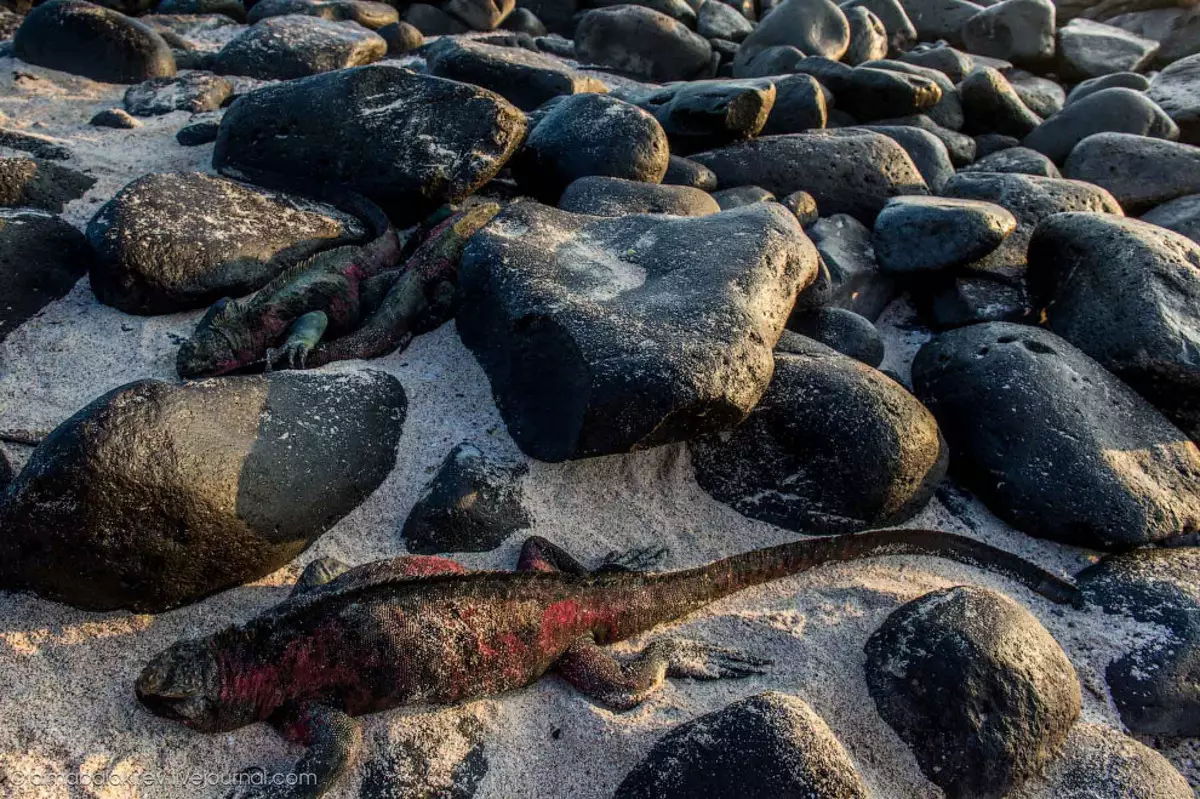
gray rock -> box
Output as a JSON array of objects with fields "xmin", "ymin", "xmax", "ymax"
[
  {"xmin": 591, "ymin": 0, "xmax": 696, "ymax": 26},
  {"xmin": 913, "ymin": 322, "xmax": 1200, "ymax": 548},
  {"xmin": 86, "ymin": 171, "xmax": 369, "ymax": 314},
  {"xmin": 516, "ymin": 94, "xmax": 669, "ymax": 200},
  {"xmin": 0, "ymin": 371, "xmax": 406, "ymax": 612},
  {"xmin": 402, "ymin": 2, "xmax": 467, "ymax": 34},
  {"xmin": 1077, "ymin": 548, "xmax": 1200, "ymax": 737},
  {"xmin": 897, "ymin": 42, "xmax": 975, "ymax": 80},
  {"xmin": 960, "ymin": 66, "xmax": 1042, "ymax": 138},
  {"xmin": 1057, "ymin": 19, "xmax": 1159, "ymax": 81},
  {"xmin": 974, "ymin": 132, "xmax": 1020, "ymax": 156},
  {"xmin": 693, "ymin": 334, "xmax": 944, "ymax": 532},
  {"xmin": 1025, "ymin": 88, "xmax": 1178, "ymax": 165},
  {"xmin": 737, "ymin": 0, "xmax": 850, "ymax": 63},
  {"xmin": 692, "ymin": 130, "xmax": 929, "ymax": 223},
  {"xmin": 89, "ymin": 108, "xmax": 142, "ymax": 128},
  {"xmin": 247, "ymin": 0, "xmax": 398, "ymax": 28},
  {"xmin": 864, "ymin": 585, "xmax": 1081, "ymax": 799},
  {"xmin": 785, "ymin": 306, "xmax": 884, "ymax": 365},
  {"xmin": 1008, "ymin": 70, "xmax": 1065, "ymax": 117},
  {"xmin": 961, "ymin": 0, "xmax": 1055, "ymax": 67},
  {"xmin": 960, "ymin": 145, "xmax": 1060, "ymax": 177},
  {"xmin": 663, "ymin": 154, "xmax": 718, "ymax": 189},
  {"xmin": 918, "ymin": 273, "xmax": 1029, "ymax": 328},
  {"xmin": 841, "ymin": 0, "xmax": 916, "ymax": 52},
  {"xmin": 698, "ymin": 0, "xmax": 752, "ymax": 41},
  {"xmin": 804, "ymin": 213, "xmax": 898, "ymax": 319},
  {"xmin": 730, "ymin": 44, "xmax": 805, "ymax": 77},
  {"xmin": 1066, "ymin": 71, "xmax": 1150, "ymax": 105},
  {"xmin": 212, "ymin": 15, "xmax": 386, "ymax": 79},
  {"xmin": 14, "ymin": 0, "xmax": 176, "ymax": 83},
  {"xmin": 863, "ymin": 59, "xmax": 964, "ymax": 131},
  {"xmin": 176, "ymin": 119, "xmax": 219, "ymax": 145},
  {"xmin": 844, "ymin": 6, "xmax": 888, "ymax": 65},
  {"xmin": 401, "ymin": 443, "xmax": 531, "ymax": 554},
  {"xmin": 443, "ymin": 0, "xmax": 514, "ymax": 30},
  {"xmin": 637, "ymin": 78, "xmax": 775, "ymax": 154},
  {"xmin": 575, "ymin": 6, "xmax": 712, "ymax": 83},
  {"xmin": 760, "ymin": 73, "xmax": 828, "ymax": 135},
  {"xmin": 213, "ymin": 65, "xmax": 526, "ymax": 221},
  {"xmin": 1142, "ymin": 192, "xmax": 1200, "ymax": 244},
  {"xmin": 558, "ymin": 175, "xmax": 720, "ymax": 216},
  {"xmin": 424, "ymin": 37, "xmax": 607, "ymax": 112},
  {"xmin": 896, "ymin": 0, "xmax": 983, "ymax": 45},
  {"xmin": 0, "ymin": 157, "xmax": 95, "ymax": 212},
  {"xmin": 1148, "ymin": 52, "xmax": 1200, "ymax": 145},
  {"xmin": 377, "ymin": 19, "xmax": 424, "ymax": 53},
  {"xmin": 615, "ymin": 692, "xmax": 870, "ymax": 799},
  {"xmin": 874, "ymin": 113, "xmax": 976, "ymax": 163},
  {"xmin": 1011, "ymin": 723, "xmax": 1193, "ymax": 799},
  {"xmin": 837, "ymin": 66, "xmax": 943, "ymax": 121},
  {"xmin": 0, "ymin": 209, "xmax": 95, "ymax": 342},
  {"xmin": 859, "ymin": 124, "xmax": 954, "ymax": 190},
  {"xmin": 873, "ymin": 195, "xmax": 1016, "ymax": 273},
  {"xmin": 123, "ymin": 71, "xmax": 233, "ymax": 116},
  {"xmin": 457, "ymin": 201, "xmax": 818, "ymax": 461},
  {"xmin": 500, "ymin": 5, "xmax": 546, "ymax": 34},
  {"xmin": 1028, "ymin": 212, "xmax": 1200, "ymax": 442},
  {"xmin": 712, "ymin": 185, "xmax": 776, "ymax": 208},
  {"xmin": 1064, "ymin": 132, "xmax": 1200, "ymax": 213},
  {"xmin": 782, "ymin": 189, "xmax": 819, "ymax": 224}
]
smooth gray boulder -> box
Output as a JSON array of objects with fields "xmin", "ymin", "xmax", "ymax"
[
  {"xmin": 575, "ymin": 5, "xmax": 712, "ymax": 82},
  {"xmin": 1065, "ymin": 131, "xmax": 1200, "ymax": 213},
  {"xmin": 1057, "ymin": 19, "xmax": 1159, "ymax": 80},
  {"xmin": 212, "ymin": 15, "xmax": 386, "ymax": 79},
  {"xmin": 1149, "ymin": 52, "xmax": 1200, "ymax": 144},
  {"xmin": 961, "ymin": 0, "xmax": 1055, "ymax": 67},
  {"xmin": 1024, "ymin": 87, "xmax": 1178, "ymax": 165}
]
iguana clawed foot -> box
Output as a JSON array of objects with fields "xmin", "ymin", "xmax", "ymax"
[
  {"xmin": 598, "ymin": 545, "xmax": 669, "ymax": 573},
  {"xmin": 655, "ymin": 639, "xmax": 772, "ymax": 680}
]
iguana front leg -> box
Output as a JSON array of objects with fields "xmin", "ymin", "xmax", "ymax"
[
  {"xmin": 515, "ymin": 536, "xmax": 667, "ymax": 575},
  {"xmin": 266, "ymin": 311, "xmax": 328, "ymax": 372},
  {"xmin": 229, "ymin": 703, "xmax": 362, "ymax": 799}
]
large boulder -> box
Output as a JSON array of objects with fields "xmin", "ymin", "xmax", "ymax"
[
  {"xmin": 86, "ymin": 172, "xmax": 369, "ymax": 315},
  {"xmin": 691, "ymin": 130, "xmax": 928, "ymax": 223},
  {"xmin": 872, "ymin": 195, "xmax": 1016, "ymax": 274},
  {"xmin": 1028, "ymin": 212, "xmax": 1200, "ymax": 444},
  {"xmin": 1023, "ymin": 88, "xmax": 1178, "ymax": 164},
  {"xmin": 1056, "ymin": 18, "xmax": 1158, "ymax": 81},
  {"xmin": 212, "ymin": 65, "xmax": 526, "ymax": 221},
  {"xmin": 0, "ymin": 371, "xmax": 406, "ymax": 612},
  {"xmin": 691, "ymin": 334, "xmax": 946, "ymax": 533},
  {"xmin": 574, "ymin": 5, "xmax": 712, "ymax": 83},
  {"xmin": 211, "ymin": 15, "xmax": 386, "ymax": 79},
  {"xmin": 13, "ymin": 0, "xmax": 176, "ymax": 84},
  {"xmin": 912, "ymin": 322, "xmax": 1200, "ymax": 549},
  {"xmin": 0, "ymin": 209, "xmax": 95, "ymax": 343},
  {"xmin": 737, "ymin": 0, "xmax": 850, "ymax": 63},
  {"xmin": 865, "ymin": 585, "xmax": 1081, "ymax": 799},
  {"xmin": 1064, "ymin": 132, "xmax": 1200, "ymax": 213},
  {"xmin": 1148, "ymin": 52, "xmax": 1200, "ymax": 145},
  {"xmin": 0, "ymin": 157, "xmax": 95, "ymax": 212},
  {"xmin": 614, "ymin": 692, "xmax": 870, "ymax": 799},
  {"xmin": 457, "ymin": 201, "xmax": 818, "ymax": 461},
  {"xmin": 960, "ymin": 0, "xmax": 1055, "ymax": 67},
  {"xmin": 123, "ymin": 72, "xmax": 234, "ymax": 116}
]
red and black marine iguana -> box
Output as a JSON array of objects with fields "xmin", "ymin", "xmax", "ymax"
[
  {"xmin": 136, "ymin": 529, "xmax": 1083, "ymax": 799},
  {"xmin": 176, "ymin": 171, "xmax": 500, "ymax": 379}
]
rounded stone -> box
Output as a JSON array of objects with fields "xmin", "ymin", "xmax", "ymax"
[
  {"xmin": 785, "ymin": 306, "xmax": 884, "ymax": 366},
  {"xmin": 558, "ymin": 175, "xmax": 720, "ymax": 217},
  {"xmin": 212, "ymin": 15, "xmax": 387, "ymax": 80},
  {"xmin": 575, "ymin": 5, "xmax": 712, "ymax": 83},
  {"xmin": 1024, "ymin": 87, "xmax": 1178, "ymax": 165},
  {"xmin": 873, "ymin": 195, "xmax": 1016, "ymax": 273}
]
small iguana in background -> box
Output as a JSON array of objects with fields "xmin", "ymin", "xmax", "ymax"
[
  {"xmin": 136, "ymin": 529, "xmax": 1083, "ymax": 799},
  {"xmin": 176, "ymin": 170, "xmax": 500, "ymax": 379}
]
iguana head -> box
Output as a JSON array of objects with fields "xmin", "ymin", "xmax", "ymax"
[
  {"xmin": 177, "ymin": 297, "xmax": 244, "ymax": 379},
  {"xmin": 136, "ymin": 637, "xmax": 252, "ymax": 732}
]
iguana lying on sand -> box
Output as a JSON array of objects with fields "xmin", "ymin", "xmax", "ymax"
[
  {"xmin": 136, "ymin": 529, "xmax": 1082, "ymax": 799},
  {"xmin": 176, "ymin": 183, "xmax": 500, "ymax": 379}
]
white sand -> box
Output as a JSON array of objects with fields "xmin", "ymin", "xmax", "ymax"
[{"xmin": 0, "ymin": 56, "xmax": 1196, "ymax": 798}]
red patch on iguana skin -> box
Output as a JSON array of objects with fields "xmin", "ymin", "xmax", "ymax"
[{"xmin": 390, "ymin": 556, "xmax": 468, "ymax": 578}]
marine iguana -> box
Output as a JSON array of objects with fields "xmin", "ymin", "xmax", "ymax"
[
  {"xmin": 176, "ymin": 175, "xmax": 500, "ymax": 379},
  {"xmin": 136, "ymin": 529, "xmax": 1083, "ymax": 799}
]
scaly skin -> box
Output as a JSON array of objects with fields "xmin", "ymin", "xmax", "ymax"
[{"xmin": 136, "ymin": 529, "xmax": 1082, "ymax": 799}]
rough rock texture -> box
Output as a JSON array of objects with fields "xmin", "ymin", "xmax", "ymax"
[
  {"xmin": 913, "ymin": 322, "xmax": 1200, "ymax": 549},
  {"xmin": 212, "ymin": 64, "xmax": 526, "ymax": 220},
  {"xmin": 959, "ymin": 146, "xmax": 1059, "ymax": 177},
  {"xmin": 401, "ymin": 443, "xmax": 531, "ymax": 554},
  {"xmin": 0, "ymin": 157, "xmax": 95, "ymax": 212},
  {"xmin": 843, "ymin": 6, "xmax": 887, "ymax": 65},
  {"xmin": 378, "ymin": 19, "xmax": 425, "ymax": 53},
  {"xmin": 634, "ymin": 79, "xmax": 776, "ymax": 155},
  {"xmin": 1028, "ymin": 212, "xmax": 1200, "ymax": 443},
  {"xmin": 457, "ymin": 201, "xmax": 818, "ymax": 461},
  {"xmin": 872, "ymin": 196, "xmax": 1016, "ymax": 273},
  {"xmin": 737, "ymin": 0, "xmax": 850, "ymax": 63},
  {"xmin": 859, "ymin": 125, "xmax": 954, "ymax": 192},
  {"xmin": 1142, "ymin": 192, "xmax": 1200, "ymax": 244},
  {"xmin": 1066, "ymin": 71, "xmax": 1149, "ymax": 106},
  {"xmin": 558, "ymin": 175, "xmax": 720, "ymax": 217},
  {"xmin": 0, "ymin": 209, "xmax": 95, "ymax": 343},
  {"xmin": 961, "ymin": 0, "xmax": 1055, "ymax": 67},
  {"xmin": 1056, "ymin": 18, "xmax": 1158, "ymax": 80},
  {"xmin": 211, "ymin": 15, "xmax": 386, "ymax": 79},
  {"xmin": 864, "ymin": 585, "xmax": 1081, "ymax": 799},
  {"xmin": 1077, "ymin": 547, "xmax": 1200, "ymax": 737},
  {"xmin": 692, "ymin": 334, "xmax": 945, "ymax": 533},
  {"xmin": 0, "ymin": 371, "xmax": 406, "ymax": 612},
  {"xmin": 1011, "ymin": 723, "xmax": 1194, "ymax": 798},
  {"xmin": 86, "ymin": 171, "xmax": 368, "ymax": 314},
  {"xmin": 960, "ymin": 66, "xmax": 1042, "ymax": 139},
  {"xmin": 805, "ymin": 213, "xmax": 897, "ymax": 319},
  {"xmin": 1064, "ymin": 132, "xmax": 1200, "ymax": 213},
  {"xmin": 89, "ymin": 108, "xmax": 142, "ymax": 128},
  {"xmin": 785, "ymin": 306, "xmax": 884, "ymax": 366},
  {"xmin": 759, "ymin": 73, "xmax": 828, "ymax": 135},
  {"xmin": 14, "ymin": 0, "xmax": 176, "ymax": 84},
  {"xmin": 614, "ymin": 692, "xmax": 870, "ymax": 799},
  {"xmin": 123, "ymin": 71, "xmax": 233, "ymax": 116},
  {"xmin": 1023, "ymin": 88, "xmax": 1178, "ymax": 165},
  {"xmin": 575, "ymin": 5, "xmax": 712, "ymax": 82},
  {"xmin": 692, "ymin": 130, "xmax": 928, "ymax": 223},
  {"xmin": 895, "ymin": 0, "xmax": 982, "ymax": 44},
  {"xmin": 1148, "ymin": 52, "xmax": 1200, "ymax": 145},
  {"xmin": 663, "ymin": 154, "xmax": 718, "ymax": 189}
]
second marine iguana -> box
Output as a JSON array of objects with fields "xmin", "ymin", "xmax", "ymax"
[
  {"xmin": 176, "ymin": 179, "xmax": 500, "ymax": 379},
  {"xmin": 136, "ymin": 529, "xmax": 1084, "ymax": 799}
]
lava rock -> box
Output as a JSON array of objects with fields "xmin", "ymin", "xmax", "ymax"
[
  {"xmin": 213, "ymin": 65, "xmax": 526, "ymax": 221},
  {"xmin": 90, "ymin": 108, "xmax": 142, "ymax": 128},
  {"xmin": 442, "ymin": 0, "xmax": 514, "ymax": 30},
  {"xmin": 1024, "ymin": 88, "xmax": 1177, "ymax": 165},
  {"xmin": 711, "ymin": 185, "xmax": 775, "ymax": 208},
  {"xmin": 759, "ymin": 73, "xmax": 828, "ymax": 135},
  {"xmin": 501, "ymin": 6, "xmax": 546, "ymax": 35},
  {"xmin": 1011, "ymin": 722, "xmax": 1193, "ymax": 798},
  {"xmin": 1028, "ymin": 212, "xmax": 1200, "ymax": 441},
  {"xmin": 515, "ymin": 94, "xmax": 669, "ymax": 200},
  {"xmin": 247, "ymin": 0, "xmax": 398, "ymax": 28},
  {"xmin": 918, "ymin": 273, "xmax": 1028, "ymax": 328},
  {"xmin": 897, "ymin": 42, "xmax": 975, "ymax": 80},
  {"xmin": 859, "ymin": 124, "xmax": 954, "ymax": 190},
  {"xmin": 212, "ymin": 15, "xmax": 386, "ymax": 79},
  {"xmin": 424, "ymin": 37, "xmax": 607, "ymax": 112},
  {"xmin": 737, "ymin": 0, "xmax": 850, "ymax": 63},
  {"xmin": 1148, "ymin": 53, "xmax": 1200, "ymax": 145},
  {"xmin": 402, "ymin": 443, "xmax": 530, "ymax": 554},
  {"xmin": 782, "ymin": 189, "xmax": 819, "ymax": 224},
  {"xmin": 1142, "ymin": 192, "xmax": 1200, "ymax": 244},
  {"xmin": 912, "ymin": 322, "xmax": 1200, "ymax": 548},
  {"xmin": 14, "ymin": 0, "xmax": 176, "ymax": 83},
  {"xmin": 377, "ymin": 19, "xmax": 424, "ymax": 53},
  {"xmin": 663, "ymin": 154, "xmax": 718, "ymax": 189},
  {"xmin": 896, "ymin": 0, "xmax": 983, "ymax": 45},
  {"xmin": 0, "ymin": 157, "xmax": 95, "ymax": 212},
  {"xmin": 692, "ymin": 130, "xmax": 928, "ymax": 223},
  {"xmin": 176, "ymin": 119, "xmax": 219, "ymax": 145},
  {"xmin": 575, "ymin": 5, "xmax": 711, "ymax": 82},
  {"xmin": 1077, "ymin": 548, "xmax": 1200, "ymax": 736},
  {"xmin": 960, "ymin": 146, "xmax": 1059, "ymax": 177},
  {"xmin": 1057, "ymin": 19, "xmax": 1159, "ymax": 81},
  {"xmin": 806, "ymin": 213, "xmax": 897, "ymax": 319},
  {"xmin": 1064, "ymin": 132, "xmax": 1200, "ymax": 213},
  {"xmin": 0, "ymin": 209, "xmax": 95, "ymax": 342},
  {"xmin": 785, "ymin": 307, "xmax": 884, "ymax": 365},
  {"xmin": 693, "ymin": 334, "xmax": 945, "ymax": 533},
  {"xmin": 633, "ymin": 78, "xmax": 775, "ymax": 154},
  {"xmin": 875, "ymin": 113, "xmax": 976, "ymax": 164},
  {"xmin": 960, "ymin": 66, "xmax": 1042, "ymax": 138},
  {"xmin": 614, "ymin": 692, "xmax": 870, "ymax": 799},
  {"xmin": 1066, "ymin": 71, "xmax": 1149, "ymax": 105},
  {"xmin": 402, "ymin": 2, "xmax": 467, "ymax": 34},
  {"xmin": 124, "ymin": 71, "xmax": 233, "ymax": 116},
  {"xmin": 873, "ymin": 195, "xmax": 1016, "ymax": 273},
  {"xmin": 1008, "ymin": 70, "xmax": 1065, "ymax": 117},
  {"xmin": 841, "ymin": 0, "xmax": 917, "ymax": 52},
  {"xmin": 863, "ymin": 59, "xmax": 963, "ymax": 131},
  {"xmin": 844, "ymin": 6, "xmax": 888, "ymax": 65},
  {"xmin": 864, "ymin": 585, "xmax": 1081, "ymax": 799},
  {"xmin": 0, "ymin": 371, "xmax": 406, "ymax": 612},
  {"xmin": 86, "ymin": 171, "xmax": 368, "ymax": 314},
  {"xmin": 961, "ymin": 0, "xmax": 1055, "ymax": 67},
  {"xmin": 457, "ymin": 201, "xmax": 818, "ymax": 461},
  {"xmin": 837, "ymin": 66, "xmax": 943, "ymax": 121},
  {"xmin": 558, "ymin": 175, "xmax": 719, "ymax": 217},
  {"xmin": 698, "ymin": 0, "xmax": 752, "ymax": 41}
]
